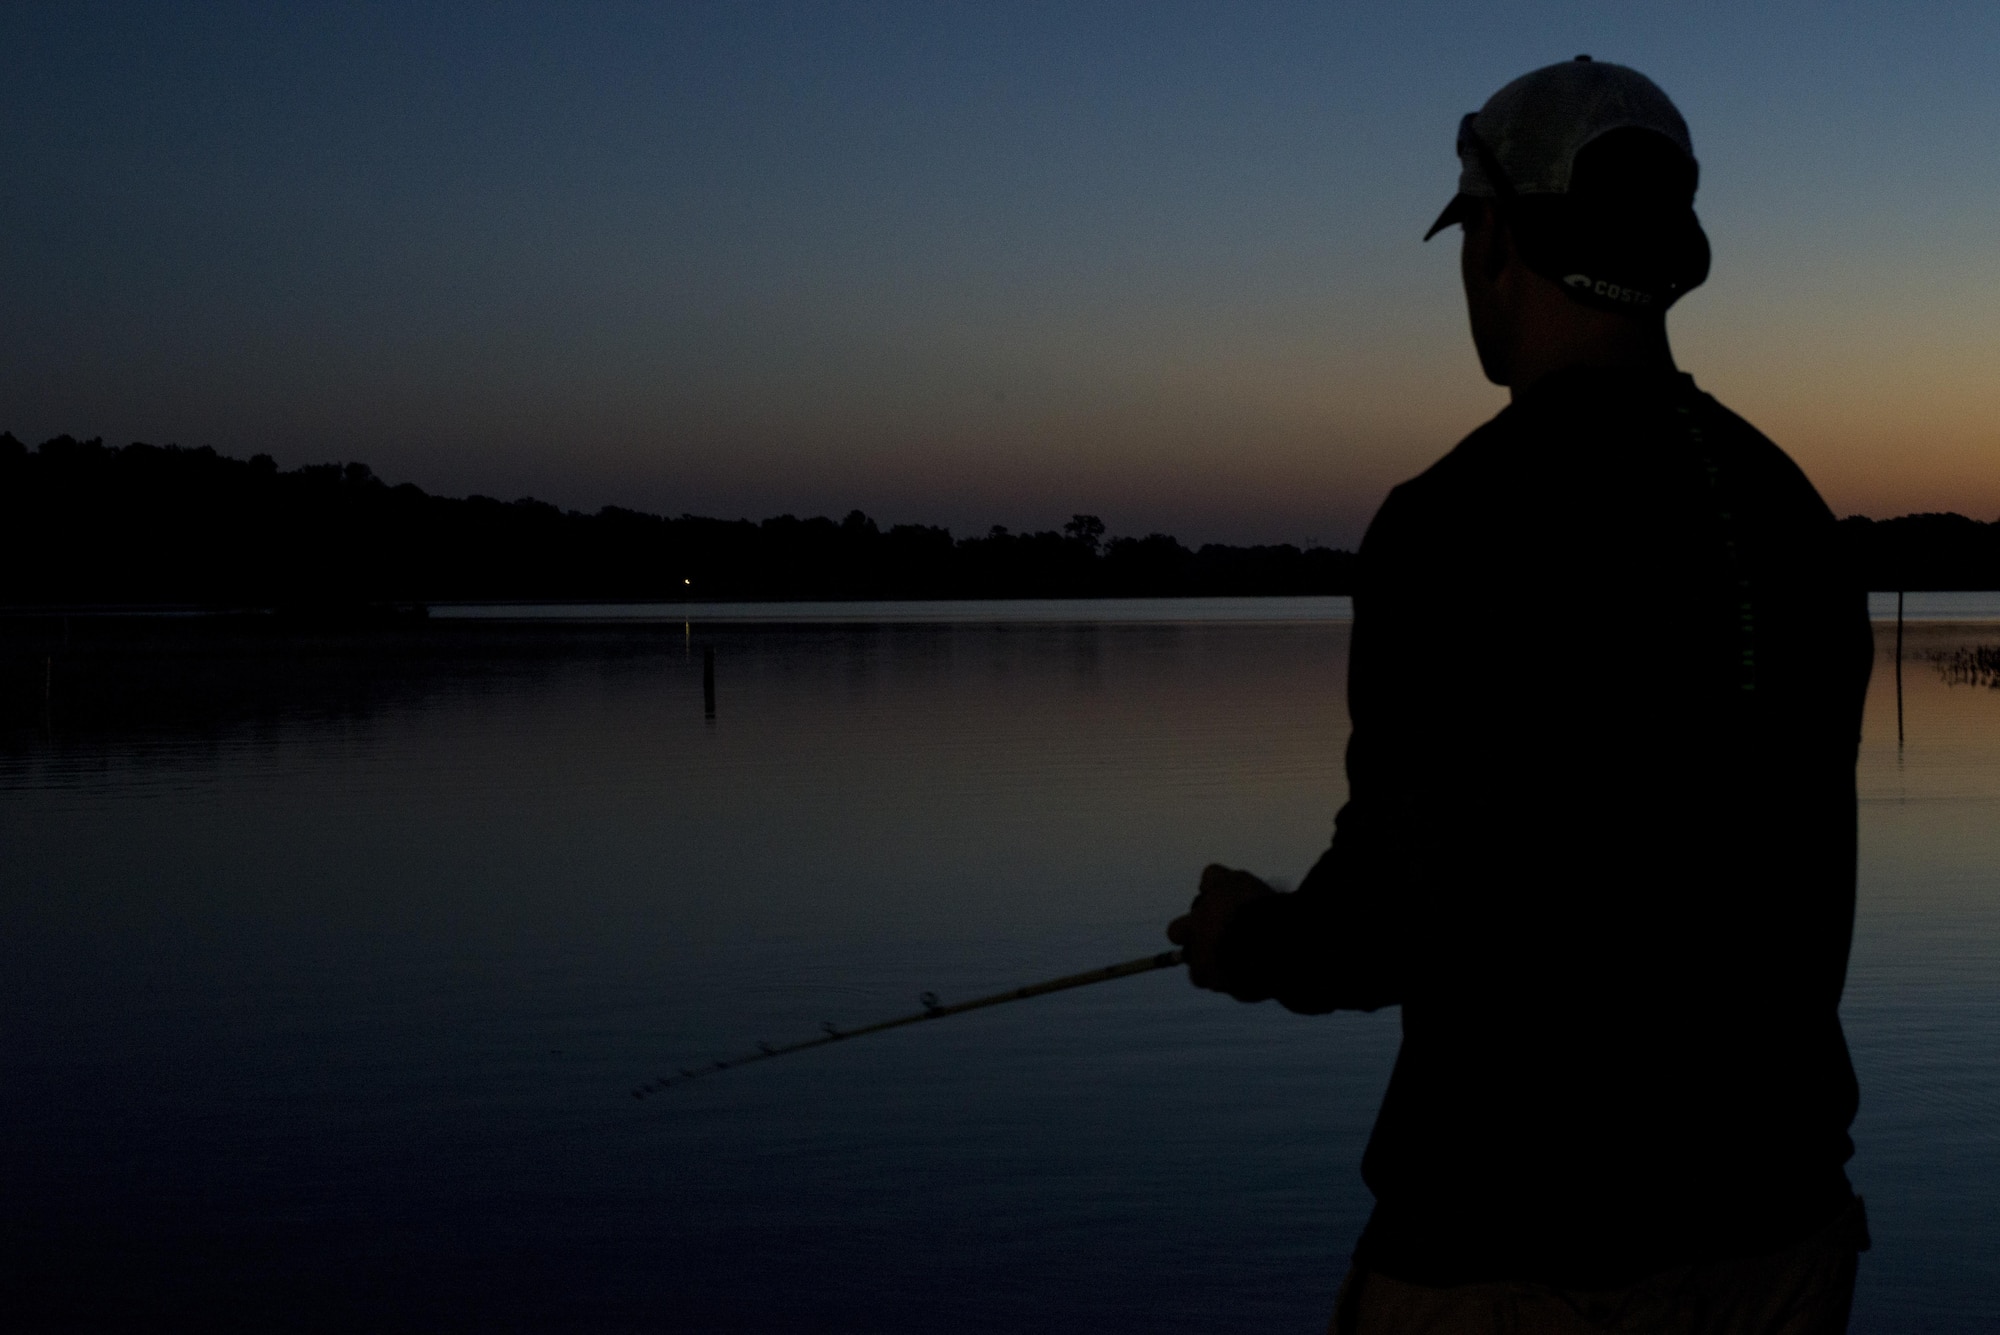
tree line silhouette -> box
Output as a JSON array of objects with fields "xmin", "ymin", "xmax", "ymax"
[
  {"xmin": 1834, "ymin": 512, "xmax": 2000, "ymax": 592},
  {"xmin": 1, "ymin": 435, "xmax": 1353, "ymax": 607},
  {"xmin": 3, "ymin": 434, "xmax": 1992, "ymax": 609}
]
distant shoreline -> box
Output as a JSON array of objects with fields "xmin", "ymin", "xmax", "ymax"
[
  {"xmin": 5, "ymin": 590, "xmax": 1998, "ymax": 631},
  {"xmin": 6, "ymin": 433, "xmax": 1998, "ymax": 606}
]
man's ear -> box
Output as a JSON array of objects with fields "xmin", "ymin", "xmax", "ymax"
[
  {"xmin": 1480, "ymin": 206, "xmax": 1513, "ymax": 285},
  {"xmin": 1460, "ymin": 200, "xmax": 1511, "ymax": 290}
]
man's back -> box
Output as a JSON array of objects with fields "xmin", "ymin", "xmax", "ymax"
[
  {"xmin": 1220, "ymin": 367, "xmax": 1872, "ymax": 1286},
  {"xmin": 1168, "ymin": 60, "xmax": 1878, "ymax": 1327}
]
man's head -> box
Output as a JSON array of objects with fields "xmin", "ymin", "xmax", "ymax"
[{"xmin": 1427, "ymin": 58, "xmax": 1710, "ymax": 389}]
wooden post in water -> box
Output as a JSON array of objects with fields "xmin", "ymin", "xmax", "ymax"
[
  {"xmin": 1895, "ymin": 590, "xmax": 1905, "ymax": 749},
  {"xmin": 703, "ymin": 646, "xmax": 716, "ymax": 720}
]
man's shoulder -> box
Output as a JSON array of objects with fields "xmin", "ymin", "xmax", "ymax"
[
  {"xmin": 1390, "ymin": 373, "xmax": 1829, "ymax": 512},
  {"xmin": 1691, "ymin": 391, "xmax": 1835, "ymax": 521},
  {"xmin": 1360, "ymin": 371, "xmax": 1838, "ymax": 563},
  {"xmin": 1361, "ymin": 407, "xmax": 1523, "ymax": 554},
  {"xmin": 1381, "ymin": 405, "xmax": 1512, "ymax": 500}
]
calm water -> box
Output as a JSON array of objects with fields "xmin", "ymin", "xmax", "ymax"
[{"xmin": 3, "ymin": 603, "xmax": 1997, "ymax": 1331}]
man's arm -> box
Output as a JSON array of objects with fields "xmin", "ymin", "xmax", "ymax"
[{"xmin": 1169, "ymin": 483, "xmax": 1433, "ymax": 1014}]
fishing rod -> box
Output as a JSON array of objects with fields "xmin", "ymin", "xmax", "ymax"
[{"xmin": 631, "ymin": 947, "xmax": 1184, "ymax": 1099}]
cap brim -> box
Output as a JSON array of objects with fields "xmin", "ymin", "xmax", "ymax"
[{"xmin": 1423, "ymin": 193, "xmax": 1470, "ymax": 241}]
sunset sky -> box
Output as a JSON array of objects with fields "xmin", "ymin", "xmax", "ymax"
[{"xmin": 5, "ymin": 2, "xmax": 1997, "ymax": 546}]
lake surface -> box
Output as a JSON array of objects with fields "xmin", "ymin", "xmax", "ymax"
[{"xmin": 4, "ymin": 601, "xmax": 1997, "ymax": 1332}]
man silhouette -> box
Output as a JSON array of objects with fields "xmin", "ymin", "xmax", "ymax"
[{"xmin": 1170, "ymin": 59, "xmax": 1873, "ymax": 1334}]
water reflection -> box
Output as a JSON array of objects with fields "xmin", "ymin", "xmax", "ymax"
[{"xmin": 0, "ymin": 612, "xmax": 1995, "ymax": 1330}]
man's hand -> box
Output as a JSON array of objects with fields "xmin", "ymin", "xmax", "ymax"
[{"xmin": 1167, "ymin": 864, "xmax": 1277, "ymax": 993}]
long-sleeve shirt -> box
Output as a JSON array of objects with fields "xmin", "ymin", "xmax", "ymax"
[{"xmin": 1216, "ymin": 366, "xmax": 1874, "ymax": 1289}]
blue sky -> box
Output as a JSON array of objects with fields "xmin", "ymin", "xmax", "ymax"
[{"xmin": 5, "ymin": 2, "xmax": 1997, "ymax": 544}]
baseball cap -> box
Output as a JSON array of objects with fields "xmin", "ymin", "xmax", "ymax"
[{"xmin": 1425, "ymin": 56, "xmax": 1711, "ymax": 311}]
